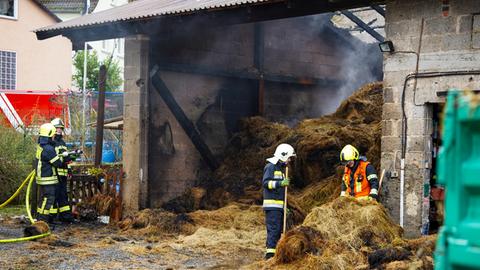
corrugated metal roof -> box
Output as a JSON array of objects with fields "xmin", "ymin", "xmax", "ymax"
[
  {"xmin": 32, "ymin": 0, "xmax": 63, "ymax": 22},
  {"xmin": 37, "ymin": 0, "xmax": 99, "ymax": 14},
  {"xmin": 35, "ymin": 0, "xmax": 277, "ymax": 33}
]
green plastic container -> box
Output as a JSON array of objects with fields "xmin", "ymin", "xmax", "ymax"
[{"xmin": 435, "ymin": 90, "xmax": 480, "ymax": 270}]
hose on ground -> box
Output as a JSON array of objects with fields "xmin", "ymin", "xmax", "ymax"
[{"xmin": 0, "ymin": 170, "xmax": 51, "ymax": 243}]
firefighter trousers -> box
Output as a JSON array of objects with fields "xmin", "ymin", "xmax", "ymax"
[
  {"xmin": 265, "ymin": 209, "xmax": 284, "ymax": 258},
  {"xmin": 37, "ymin": 184, "xmax": 57, "ymax": 223},
  {"xmin": 54, "ymin": 176, "xmax": 73, "ymax": 221}
]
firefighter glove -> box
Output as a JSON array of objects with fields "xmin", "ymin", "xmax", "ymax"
[{"xmin": 280, "ymin": 178, "xmax": 290, "ymax": 187}]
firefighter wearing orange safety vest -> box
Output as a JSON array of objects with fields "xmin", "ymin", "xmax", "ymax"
[{"xmin": 339, "ymin": 144, "xmax": 379, "ymax": 201}]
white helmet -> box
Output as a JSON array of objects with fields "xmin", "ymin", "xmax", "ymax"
[
  {"xmin": 273, "ymin": 143, "xmax": 296, "ymax": 162},
  {"xmin": 51, "ymin": 118, "xmax": 65, "ymax": 129}
]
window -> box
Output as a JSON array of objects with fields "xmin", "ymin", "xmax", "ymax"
[
  {"xmin": 0, "ymin": 50, "xmax": 16, "ymax": 90},
  {"xmin": 0, "ymin": 0, "xmax": 17, "ymax": 19}
]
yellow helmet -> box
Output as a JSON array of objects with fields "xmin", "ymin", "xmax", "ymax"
[
  {"xmin": 340, "ymin": 144, "xmax": 359, "ymax": 162},
  {"xmin": 51, "ymin": 118, "xmax": 65, "ymax": 128},
  {"xmin": 39, "ymin": 123, "xmax": 56, "ymax": 137}
]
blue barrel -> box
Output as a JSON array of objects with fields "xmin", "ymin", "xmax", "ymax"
[{"xmin": 101, "ymin": 150, "xmax": 116, "ymax": 163}]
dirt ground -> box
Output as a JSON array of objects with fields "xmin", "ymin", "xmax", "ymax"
[
  {"xmin": 0, "ymin": 199, "xmax": 436, "ymax": 270},
  {"xmin": 0, "ymin": 213, "xmax": 263, "ymax": 270}
]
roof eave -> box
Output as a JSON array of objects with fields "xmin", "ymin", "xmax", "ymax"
[
  {"xmin": 36, "ymin": 0, "xmax": 386, "ymax": 43},
  {"xmin": 32, "ymin": 0, "xmax": 63, "ymax": 23}
]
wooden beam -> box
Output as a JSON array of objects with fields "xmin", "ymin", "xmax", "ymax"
[
  {"xmin": 370, "ymin": 5, "xmax": 385, "ymax": 17},
  {"xmin": 149, "ymin": 66, "xmax": 219, "ymax": 171},
  {"xmin": 156, "ymin": 62, "xmax": 342, "ymax": 87},
  {"xmin": 94, "ymin": 65, "xmax": 107, "ymax": 166},
  {"xmin": 341, "ymin": 10, "xmax": 384, "ymax": 42},
  {"xmin": 254, "ymin": 23, "xmax": 265, "ymax": 116}
]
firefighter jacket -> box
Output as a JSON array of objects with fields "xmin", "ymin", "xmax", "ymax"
[
  {"xmin": 36, "ymin": 136, "xmax": 63, "ymax": 185},
  {"xmin": 53, "ymin": 134, "xmax": 71, "ymax": 177},
  {"xmin": 341, "ymin": 157, "xmax": 379, "ymax": 198},
  {"xmin": 262, "ymin": 161, "xmax": 287, "ymax": 210}
]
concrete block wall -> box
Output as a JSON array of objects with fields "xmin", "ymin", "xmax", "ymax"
[
  {"xmin": 382, "ymin": 0, "xmax": 480, "ymax": 237},
  {"xmin": 123, "ymin": 34, "xmax": 149, "ymax": 214}
]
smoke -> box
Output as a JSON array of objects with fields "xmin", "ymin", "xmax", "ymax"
[{"xmin": 307, "ymin": 13, "xmax": 383, "ymax": 116}]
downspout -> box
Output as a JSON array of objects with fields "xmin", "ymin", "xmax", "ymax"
[
  {"xmin": 399, "ymin": 18, "xmax": 424, "ymax": 228},
  {"xmin": 400, "ymin": 158, "xmax": 405, "ymax": 227}
]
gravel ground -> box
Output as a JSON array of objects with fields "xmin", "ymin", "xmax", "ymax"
[{"xmin": 0, "ymin": 219, "xmax": 261, "ymax": 270}]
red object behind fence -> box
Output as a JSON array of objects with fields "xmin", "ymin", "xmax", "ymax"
[{"xmin": 0, "ymin": 89, "xmax": 69, "ymax": 131}]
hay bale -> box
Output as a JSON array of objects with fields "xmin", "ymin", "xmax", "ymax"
[
  {"xmin": 295, "ymin": 175, "xmax": 340, "ymax": 213},
  {"xmin": 118, "ymin": 208, "xmax": 193, "ymax": 236},
  {"xmin": 302, "ymin": 197, "xmax": 402, "ymax": 249},
  {"xmin": 188, "ymin": 203, "xmax": 264, "ymax": 231},
  {"xmin": 75, "ymin": 193, "xmax": 116, "ymax": 221},
  {"xmin": 24, "ymin": 221, "xmax": 50, "ymax": 237},
  {"xmin": 273, "ymin": 197, "xmax": 404, "ymax": 267},
  {"xmin": 275, "ymin": 226, "xmax": 324, "ymax": 264},
  {"xmin": 368, "ymin": 247, "xmax": 411, "ymax": 268}
]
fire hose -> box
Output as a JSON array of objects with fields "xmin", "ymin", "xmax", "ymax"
[{"xmin": 0, "ymin": 170, "xmax": 51, "ymax": 243}]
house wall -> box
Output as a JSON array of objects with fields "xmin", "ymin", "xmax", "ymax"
[
  {"xmin": 143, "ymin": 14, "xmax": 382, "ymax": 208},
  {"xmin": 382, "ymin": 0, "xmax": 480, "ymax": 237},
  {"xmin": 0, "ymin": 0, "xmax": 71, "ymax": 90}
]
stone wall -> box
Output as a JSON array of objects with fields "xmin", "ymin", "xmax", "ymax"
[{"xmin": 382, "ymin": 0, "xmax": 480, "ymax": 237}]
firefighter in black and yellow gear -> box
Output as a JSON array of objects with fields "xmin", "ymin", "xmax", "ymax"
[
  {"xmin": 262, "ymin": 143, "xmax": 296, "ymax": 260},
  {"xmin": 36, "ymin": 123, "xmax": 63, "ymax": 223},
  {"xmin": 51, "ymin": 118, "xmax": 75, "ymax": 223},
  {"xmin": 339, "ymin": 144, "xmax": 379, "ymax": 201}
]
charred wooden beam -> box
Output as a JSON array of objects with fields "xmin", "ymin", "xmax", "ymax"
[
  {"xmin": 149, "ymin": 66, "xmax": 219, "ymax": 171},
  {"xmin": 156, "ymin": 62, "xmax": 341, "ymax": 87},
  {"xmin": 94, "ymin": 65, "xmax": 107, "ymax": 166},
  {"xmin": 254, "ymin": 23, "xmax": 265, "ymax": 115},
  {"xmin": 341, "ymin": 10, "xmax": 384, "ymax": 42},
  {"xmin": 370, "ymin": 5, "xmax": 385, "ymax": 17}
]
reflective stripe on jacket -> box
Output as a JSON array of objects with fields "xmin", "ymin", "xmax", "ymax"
[
  {"xmin": 36, "ymin": 136, "xmax": 62, "ymax": 185},
  {"xmin": 341, "ymin": 159, "xmax": 378, "ymax": 198},
  {"xmin": 262, "ymin": 161, "xmax": 286, "ymax": 210},
  {"xmin": 53, "ymin": 135, "xmax": 69, "ymax": 177}
]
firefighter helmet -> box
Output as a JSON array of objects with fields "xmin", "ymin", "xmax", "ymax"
[
  {"xmin": 51, "ymin": 118, "xmax": 65, "ymax": 129},
  {"xmin": 340, "ymin": 144, "xmax": 360, "ymax": 162},
  {"xmin": 39, "ymin": 123, "xmax": 56, "ymax": 138},
  {"xmin": 274, "ymin": 143, "xmax": 296, "ymax": 162}
]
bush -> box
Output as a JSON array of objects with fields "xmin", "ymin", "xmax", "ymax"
[{"xmin": 0, "ymin": 126, "xmax": 36, "ymax": 203}]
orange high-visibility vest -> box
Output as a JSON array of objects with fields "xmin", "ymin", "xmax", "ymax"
[{"xmin": 343, "ymin": 161, "xmax": 371, "ymax": 198}]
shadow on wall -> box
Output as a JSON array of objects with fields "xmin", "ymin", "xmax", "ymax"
[{"xmin": 196, "ymin": 78, "xmax": 258, "ymax": 157}]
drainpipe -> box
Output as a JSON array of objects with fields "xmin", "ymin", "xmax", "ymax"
[{"xmin": 400, "ymin": 158, "xmax": 405, "ymax": 227}]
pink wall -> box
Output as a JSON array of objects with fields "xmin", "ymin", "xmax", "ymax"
[{"xmin": 0, "ymin": 0, "xmax": 71, "ymax": 90}]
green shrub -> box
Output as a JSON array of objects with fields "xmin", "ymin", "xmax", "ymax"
[{"xmin": 0, "ymin": 126, "xmax": 36, "ymax": 203}]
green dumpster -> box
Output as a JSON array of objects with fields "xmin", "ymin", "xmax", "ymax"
[{"xmin": 435, "ymin": 90, "xmax": 480, "ymax": 270}]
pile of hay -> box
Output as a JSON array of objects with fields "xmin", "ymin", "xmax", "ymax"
[
  {"xmin": 118, "ymin": 208, "xmax": 193, "ymax": 236},
  {"xmin": 75, "ymin": 194, "xmax": 116, "ymax": 221},
  {"xmin": 175, "ymin": 203, "xmax": 266, "ymax": 253},
  {"xmin": 163, "ymin": 82, "xmax": 383, "ymax": 214},
  {"xmin": 270, "ymin": 197, "xmax": 433, "ymax": 269}
]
